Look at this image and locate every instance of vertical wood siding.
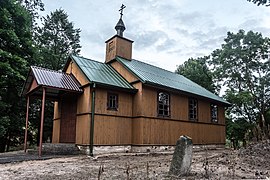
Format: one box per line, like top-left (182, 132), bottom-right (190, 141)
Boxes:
top-left (59, 97), bottom-right (77, 143)
top-left (132, 118), bottom-right (225, 145)
top-left (111, 61), bottom-right (138, 83)
top-left (65, 59), bottom-right (89, 86)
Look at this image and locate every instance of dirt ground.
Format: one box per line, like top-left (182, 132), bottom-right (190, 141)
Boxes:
top-left (0, 141), bottom-right (269, 179)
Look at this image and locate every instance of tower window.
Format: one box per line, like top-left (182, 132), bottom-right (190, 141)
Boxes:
top-left (109, 41), bottom-right (114, 52)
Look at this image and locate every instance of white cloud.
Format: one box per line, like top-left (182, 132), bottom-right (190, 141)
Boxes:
top-left (41, 0), bottom-right (270, 71)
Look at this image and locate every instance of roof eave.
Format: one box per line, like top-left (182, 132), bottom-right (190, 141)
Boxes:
top-left (91, 81), bottom-right (137, 93)
top-left (144, 81), bottom-right (230, 106)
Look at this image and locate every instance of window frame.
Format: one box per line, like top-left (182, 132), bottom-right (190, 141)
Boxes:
top-left (210, 104), bottom-right (218, 123)
top-left (189, 98), bottom-right (198, 121)
top-left (157, 91), bottom-right (170, 117)
top-left (107, 92), bottom-right (119, 111)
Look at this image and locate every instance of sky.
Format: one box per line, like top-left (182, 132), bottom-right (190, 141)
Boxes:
top-left (41, 0), bottom-right (270, 71)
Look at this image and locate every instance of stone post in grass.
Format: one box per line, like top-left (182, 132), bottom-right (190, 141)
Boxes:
top-left (169, 135), bottom-right (193, 177)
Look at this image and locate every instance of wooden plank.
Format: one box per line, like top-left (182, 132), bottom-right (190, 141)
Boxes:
top-left (218, 106), bottom-right (225, 125)
top-left (28, 78), bottom-right (38, 93)
top-left (53, 101), bottom-right (61, 120)
top-left (24, 96), bottom-right (30, 152)
top-left (75, 114), bottom-right (90, 145)
top-left (65, 60), bottom-right (89, 86)
top-left (132, 83), bottom-right (143, 116)
top-left (94, 87), bottom-right (133, 117)
top-left (198, 100), bottom-right (211, 123)
top-left (39, 88), bottom-right (46, 156)
top-left (52, 119), bottom-right (60, 143)
top-left (77, 85), bottom-right (91, 114)
top-left (59, 96), bottom-right (77, 143)
top-left (110, 61), bottom-right (138, 83)
top-left (132, 117), bottom-right (225, 145)
top-left (93, 115), bottom-right (132, 145)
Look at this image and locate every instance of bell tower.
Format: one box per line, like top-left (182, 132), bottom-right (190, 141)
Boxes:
top-left (105, 4), bottom-right (133, 63)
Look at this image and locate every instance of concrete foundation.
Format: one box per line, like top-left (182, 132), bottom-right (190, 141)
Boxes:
top-left (76, 144), bottom-right (225, 155)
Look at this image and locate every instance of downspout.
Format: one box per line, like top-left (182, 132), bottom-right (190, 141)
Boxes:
top-left (90, 83), bottom-right (96, 156)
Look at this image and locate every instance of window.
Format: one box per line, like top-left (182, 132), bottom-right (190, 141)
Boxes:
top-left (189, 98), bottom-right (198, 120)
top-left (157, 92), bottom-right (170, 117)
top-left (109, 41), bottom-right (114, 52)
top-left (210, 104), bottom-right (218, 123)
top-left (107, 93), bottom-right (118, 110)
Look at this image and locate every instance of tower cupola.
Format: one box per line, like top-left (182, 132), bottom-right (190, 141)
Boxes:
top-left (105, 4), bottom-right (133, 63)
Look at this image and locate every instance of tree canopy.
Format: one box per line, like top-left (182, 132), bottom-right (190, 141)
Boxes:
top-left (0, 1), bottom-right (81, 152)
top-left (176, 29), bottom-right (270, 143)
top-left (175, 56), bottom-right (217, 93)
top-left (210, 30), bottom-right (270, 126)
top-left (0, 0), bottom-right (35, 152)
top-left (36, 9), bottom-right (81, 70)
top-left (247, 0), bottom-right (270, 6)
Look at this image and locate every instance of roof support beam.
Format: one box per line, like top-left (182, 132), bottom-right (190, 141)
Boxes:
top-left (24, 96), bottom-right (30, 153)
top-left (89, 83), bottom-right (96, 156)
top-left (38, 88), bottom-right (46, 157)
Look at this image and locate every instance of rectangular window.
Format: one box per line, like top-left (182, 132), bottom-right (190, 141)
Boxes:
top-left (211, 104), bottom-right (218, 123)
top-left (109, 41), bottom-right (114, 52)
top-left (157, 92), bottom-right (170, 117)
top-left (189, 98), bottom-right (198, 120)
top-left (107, 93), bottom-right (118, 110)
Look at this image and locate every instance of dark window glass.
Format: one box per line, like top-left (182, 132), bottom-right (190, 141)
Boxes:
top-left (157, 92), bottom-right (170, 117)
top-left (107, 93), bottom-right (118, 110)
top-left (211, 104), bottom-right (218, 123)
top-left (189, 98), bottom-right (198, 120)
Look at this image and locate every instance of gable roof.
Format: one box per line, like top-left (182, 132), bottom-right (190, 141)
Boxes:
top-left (116, 56), bottom-right (230, 105)
top-left (22, 66), bottom-right (82, 98)
top-left (69, 55), bottom-right (136, 91)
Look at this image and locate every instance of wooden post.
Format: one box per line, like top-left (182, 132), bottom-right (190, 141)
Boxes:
top-left (39, 88), bottom-right (46, 157)
top-left (24, 96), bottom-right (30, 153)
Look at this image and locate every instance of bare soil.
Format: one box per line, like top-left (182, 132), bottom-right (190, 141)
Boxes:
top-left (0, 141), bottom-right (269, 179)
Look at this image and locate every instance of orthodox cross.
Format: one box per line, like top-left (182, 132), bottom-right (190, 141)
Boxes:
top-left (119, 4), bottom-right (126, 19)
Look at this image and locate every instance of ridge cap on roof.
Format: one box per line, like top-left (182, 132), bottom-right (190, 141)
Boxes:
top-left (71, 54), bottom-right (105, 65)
top-left (132, 58), bottom-right (177, 75)
top-left (117, 56), bottom-right (179, 75)
top-left (31, 66), bottom-right (66, 74)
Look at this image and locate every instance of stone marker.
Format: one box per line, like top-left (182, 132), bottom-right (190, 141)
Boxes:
top-left (169, 135), bottom-right (193, 177)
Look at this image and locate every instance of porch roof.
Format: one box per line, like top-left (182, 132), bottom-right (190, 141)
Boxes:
top-left (22, 66), bottom-right (83, 99)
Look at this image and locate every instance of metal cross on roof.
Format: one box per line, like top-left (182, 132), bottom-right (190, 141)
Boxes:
top-left (119, 4), bottom-right (126, 19)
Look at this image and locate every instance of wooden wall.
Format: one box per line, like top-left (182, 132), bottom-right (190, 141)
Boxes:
top-left (105, 36), bottom-right (132, 63)
top-left (94, 115), bottom-right (132, 145)
top-left (93, 87), bottom-right (133, 145)
top-left (75, 85), bottom-right (91, 145)
top-left (137, 85), bottom-right (226, 125)
top-left (131, 85), bottom-right (226, 145)
top-left (65, 59), bottom-right (89, 86)
top-left (52, 102), bottom-right (61, 143)
top-left (52, 59), bottom-right (227, 146)
top-left (52, 59), bottom-right (91, 144)
top-left (132, 118), bottom-right (225, 145)
top-left (111, 61), bottom-right (138, 83)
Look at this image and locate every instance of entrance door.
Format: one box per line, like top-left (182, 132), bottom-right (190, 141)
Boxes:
top-left (60, 97), bottom-right (77, 143)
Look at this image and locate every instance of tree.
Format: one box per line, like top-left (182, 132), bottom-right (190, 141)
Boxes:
top-left (175, 56), bottom-right (218, 93)
top-left (36, 9), bottom-right (81, 70)
top-left (0, 0), bottom-right (36, 152)
top-left (247, 0), bottom-right (270, 6)
top-left (210, 30), bottom-right (270, 136)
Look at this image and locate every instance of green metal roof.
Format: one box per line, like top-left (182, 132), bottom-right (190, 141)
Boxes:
top-left (116, 56), bottom-right (230, 105)
top-left (70, 55), bottom-right (135, 91)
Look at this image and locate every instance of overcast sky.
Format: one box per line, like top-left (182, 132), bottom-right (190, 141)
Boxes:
top-left (41, 0), bottom-right (270, 71)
